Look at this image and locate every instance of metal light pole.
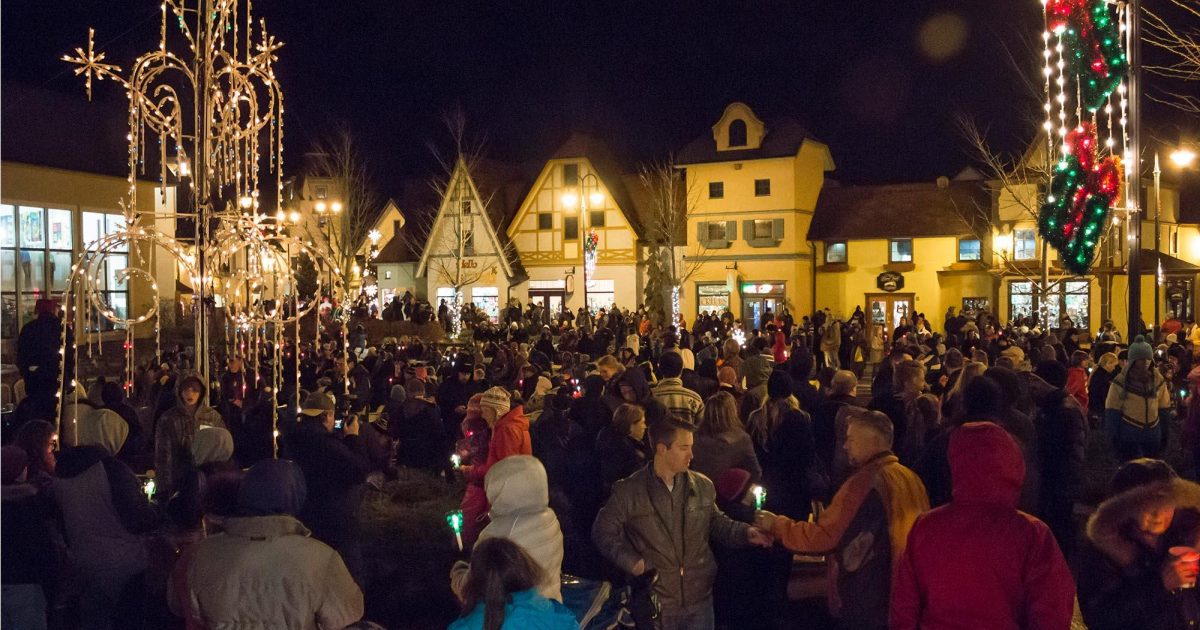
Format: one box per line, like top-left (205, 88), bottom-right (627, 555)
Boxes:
top-left (564, 172), bottom-right (604, 316)
top-left (1126, 0), bottom-right (1143, 341)
top-left (1153, 152), bottom-right (1161, 340)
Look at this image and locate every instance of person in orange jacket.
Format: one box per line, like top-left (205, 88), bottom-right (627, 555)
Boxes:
top-left (755, 408), bottom-right (928, 630)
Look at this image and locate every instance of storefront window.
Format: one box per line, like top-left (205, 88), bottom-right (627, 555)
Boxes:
top-left (586, 279), bottom-right (615, 313)
top-left (741, 281), bottom-right (785, 327)
top-left (697, 283), bottom-right (730, 315)
top-left (1007, 279), bottom-right (1089, 328)
top-left (0, 205), bottom-right (15, 247)
top-left (1062, 280), bottom-right (1090, 328)
top-left (2, 205), bottom-right (126, 337)
top-left (1009, 281), bottom-right (1035, 321)
top-left (472, 286), bottom-right (500, 323)
top-left (19, 207), bottom-right (45, 249)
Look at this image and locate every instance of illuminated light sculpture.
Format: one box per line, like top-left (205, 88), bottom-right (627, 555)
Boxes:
top-left (58, 0), bottom-right (347, 457)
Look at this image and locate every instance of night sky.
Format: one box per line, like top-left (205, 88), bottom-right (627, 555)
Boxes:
top-left (3, 0), bottom-right (1194, 190)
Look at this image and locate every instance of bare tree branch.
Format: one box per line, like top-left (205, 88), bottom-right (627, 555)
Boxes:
top-left (305, 126), bottom-right (384, 288)
top-left (637, 156), bottom-right (712, 322)
top-left (1144, 0), bottom-right (1200, 115)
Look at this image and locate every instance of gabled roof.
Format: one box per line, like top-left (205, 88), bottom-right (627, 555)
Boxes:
top-left (808, 180), bottom-right (991, 241)
top-left (373, 232), bottom-right (420, 264)
top-left (546, 132), bottom-right (646, 236)
top-left (676, 114), bottom-right (819, 166)
top-left (416, 158), bottom-right (526, 281)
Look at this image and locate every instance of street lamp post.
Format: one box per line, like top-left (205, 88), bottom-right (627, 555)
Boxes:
top-left (314, 199), bottom-right (342, 299)
top-left (563, 172), bottom-right (604, 316)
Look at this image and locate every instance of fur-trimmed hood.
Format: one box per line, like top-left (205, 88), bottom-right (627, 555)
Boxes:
top-left (1086, 478), bottom-right (1200, 567)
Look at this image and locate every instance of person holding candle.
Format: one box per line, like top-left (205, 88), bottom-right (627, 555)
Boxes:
top-left (450, 455), bottom-right (564, 603)
top-left (755, 408), bottom-right (928, 630)
top-left (54, 410), bottom-right (156, 629)
top-left (1075, 458), bottom-right (1200, 630)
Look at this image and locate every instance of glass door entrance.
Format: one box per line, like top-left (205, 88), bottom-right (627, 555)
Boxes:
top-left (744, 297), bottom-right (783, 330)
top-left (529, 291), bottom-right (564, 318)
top-left (867, 293), bottom-right (913, 346)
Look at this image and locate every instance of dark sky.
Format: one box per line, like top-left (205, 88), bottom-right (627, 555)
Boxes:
top-left (3, 0), bottom-right (1194, 190)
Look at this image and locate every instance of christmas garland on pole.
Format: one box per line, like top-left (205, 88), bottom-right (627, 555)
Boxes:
top-left (1038, 0), bottom-right (1128, 275)
top-left (584, 228), bottom-right (599, 277)
top-left (1046, 0), bottom-right (1127, 112)
top-left (1038, 122), bottom-right (1123, 274)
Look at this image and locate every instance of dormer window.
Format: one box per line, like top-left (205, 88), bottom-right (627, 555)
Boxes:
top-left (728, 119), bottom-right (747, 147)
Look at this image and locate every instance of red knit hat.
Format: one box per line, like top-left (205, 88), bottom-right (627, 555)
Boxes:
top-left (35, 299), bottom-right (57, 318)
top-left (715, 468), bottom-right (752, 503)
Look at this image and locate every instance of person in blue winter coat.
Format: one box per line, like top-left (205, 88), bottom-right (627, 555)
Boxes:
top-left (449, 537), bottom-right (578, 630)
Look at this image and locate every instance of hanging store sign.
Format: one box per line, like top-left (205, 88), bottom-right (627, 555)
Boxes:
top-left (876, 271), bottom-right (905, 292)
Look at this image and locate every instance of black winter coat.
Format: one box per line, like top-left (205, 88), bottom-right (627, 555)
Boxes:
top-left (1077, 479), bottom-right (1200, 630)
top-left (283, 425), bottom-right (371, 550)
top-left (594, 426), bottom-right (651, 491)
top-left (752, 408), bottom-right (818, 521)
top-left (392, 398), bottom-right (444, 472)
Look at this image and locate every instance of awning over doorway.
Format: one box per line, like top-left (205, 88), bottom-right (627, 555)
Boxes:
top-left (1133, 249), bottom-right (1200, 274)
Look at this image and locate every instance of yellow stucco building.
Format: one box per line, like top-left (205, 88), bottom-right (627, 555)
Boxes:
top-left (675, 103), bottom-right (1198, 338)
top-left (677, 103), bottom-right (835, 325)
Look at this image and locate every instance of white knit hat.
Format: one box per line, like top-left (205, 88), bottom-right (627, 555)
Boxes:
top-left (479, 386), bottom-right (511, 418)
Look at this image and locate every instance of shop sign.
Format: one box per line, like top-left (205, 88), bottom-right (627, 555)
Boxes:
top-left (741, 283), bottom-right (781, 295)
top-left (876, 271), bottom-right (905, 292)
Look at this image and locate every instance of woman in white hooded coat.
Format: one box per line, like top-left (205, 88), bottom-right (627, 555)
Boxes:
top-left (451, 455), bottom-right (564, 602)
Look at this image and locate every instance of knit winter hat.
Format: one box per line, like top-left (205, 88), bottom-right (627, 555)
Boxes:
top-left (715, 468), bottom-right (752, 503)
top-left (479, 386), bottom-right (511, 418)
top-left (238, 459), bottom-right (307, 516)
top-left (390, 384), bottom-right (407, 403)
top-left (767, 370), bottom-right (793, 400)
top-left (1128, 335), bottom-right (1154, 363)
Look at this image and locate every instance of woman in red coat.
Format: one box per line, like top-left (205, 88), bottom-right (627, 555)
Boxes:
top-left (891, 422), bottom-right (1075, 629)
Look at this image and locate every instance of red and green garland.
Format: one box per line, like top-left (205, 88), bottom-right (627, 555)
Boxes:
top-left (583, 228), bottom-right (599, 275)
top-left (1038, 122), bottom-right (1123, 274)
top-left (1046, 0), bottom-right (1128, 112)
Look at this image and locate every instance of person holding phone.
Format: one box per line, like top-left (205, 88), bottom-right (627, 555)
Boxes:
top-left (283, 393), bottom-right (372, 586)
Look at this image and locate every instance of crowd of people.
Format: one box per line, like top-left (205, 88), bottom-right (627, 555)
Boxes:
top-left (4, 294), bottom-right (1200, 629)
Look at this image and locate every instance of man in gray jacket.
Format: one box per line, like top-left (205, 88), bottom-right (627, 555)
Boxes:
top-left (592, 415), bottom-right (773, 630)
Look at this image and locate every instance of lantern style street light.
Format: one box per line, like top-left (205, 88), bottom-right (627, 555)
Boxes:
top-left (562, 172), bottom-right (604, 314)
